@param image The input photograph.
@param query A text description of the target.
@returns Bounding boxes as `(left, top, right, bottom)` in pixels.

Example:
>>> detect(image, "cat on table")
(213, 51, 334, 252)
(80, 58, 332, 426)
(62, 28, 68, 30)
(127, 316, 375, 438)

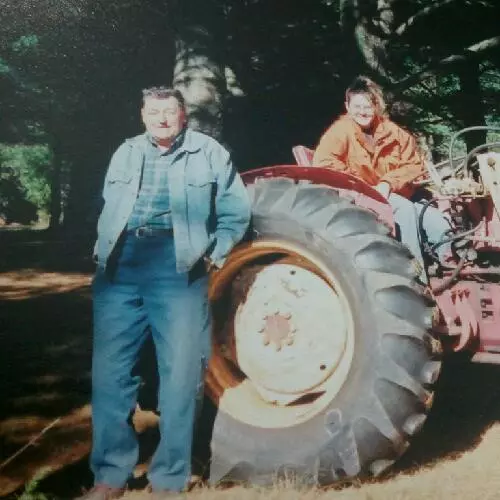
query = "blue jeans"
(91, 232, 210, 491)
(389, 193, 451, 282)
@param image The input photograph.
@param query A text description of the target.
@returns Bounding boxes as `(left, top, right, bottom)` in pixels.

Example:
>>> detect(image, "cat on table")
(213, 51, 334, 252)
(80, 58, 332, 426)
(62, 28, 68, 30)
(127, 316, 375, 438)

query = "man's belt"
(130, 226, 173, 238)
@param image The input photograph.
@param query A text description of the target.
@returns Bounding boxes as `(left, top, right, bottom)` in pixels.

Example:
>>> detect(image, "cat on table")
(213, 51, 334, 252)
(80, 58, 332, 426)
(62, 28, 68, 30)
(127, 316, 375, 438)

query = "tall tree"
(456, 60, 487, 150)
(171, 0, 228, 140)
(2, 0, 500, 229)
(339, 0, 397, 81)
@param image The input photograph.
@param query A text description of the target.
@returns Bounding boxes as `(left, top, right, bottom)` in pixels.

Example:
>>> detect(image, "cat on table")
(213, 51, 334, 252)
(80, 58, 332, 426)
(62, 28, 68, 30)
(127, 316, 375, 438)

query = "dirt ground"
(2, 228, 500, 499)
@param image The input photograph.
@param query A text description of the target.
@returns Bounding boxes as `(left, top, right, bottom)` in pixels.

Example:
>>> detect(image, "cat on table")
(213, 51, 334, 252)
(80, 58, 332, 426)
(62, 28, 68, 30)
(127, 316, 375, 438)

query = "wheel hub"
(260, 312, 295, 349)
(234, 264, 349, 400)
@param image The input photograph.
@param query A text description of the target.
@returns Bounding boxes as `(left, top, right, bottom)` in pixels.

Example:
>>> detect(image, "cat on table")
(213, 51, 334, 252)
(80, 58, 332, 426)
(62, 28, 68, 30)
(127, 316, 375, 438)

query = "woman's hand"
(374, 181, 391, 199)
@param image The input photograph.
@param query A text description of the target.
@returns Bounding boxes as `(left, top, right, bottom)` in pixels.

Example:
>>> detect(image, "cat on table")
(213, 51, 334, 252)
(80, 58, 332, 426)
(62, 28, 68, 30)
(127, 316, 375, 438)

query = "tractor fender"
(242, 165, 394, 231)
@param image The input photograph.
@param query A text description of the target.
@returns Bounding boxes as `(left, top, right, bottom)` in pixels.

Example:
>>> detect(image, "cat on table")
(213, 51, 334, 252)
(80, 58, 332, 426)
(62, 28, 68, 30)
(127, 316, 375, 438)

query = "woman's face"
(345, 93, 376, 130)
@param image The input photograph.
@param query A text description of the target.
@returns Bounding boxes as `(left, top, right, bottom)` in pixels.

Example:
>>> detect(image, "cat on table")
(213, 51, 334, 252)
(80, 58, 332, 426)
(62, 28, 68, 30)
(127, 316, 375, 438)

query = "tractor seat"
(292, 145, 314, 166)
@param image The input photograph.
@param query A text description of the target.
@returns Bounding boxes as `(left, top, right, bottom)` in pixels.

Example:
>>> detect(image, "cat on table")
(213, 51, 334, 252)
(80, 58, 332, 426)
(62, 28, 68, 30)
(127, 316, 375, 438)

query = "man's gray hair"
(141, 86, 186, 110)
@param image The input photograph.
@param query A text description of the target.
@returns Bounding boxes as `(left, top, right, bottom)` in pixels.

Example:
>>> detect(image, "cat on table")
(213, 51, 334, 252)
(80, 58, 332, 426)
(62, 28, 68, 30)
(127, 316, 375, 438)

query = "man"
(78, 87, 251, 499)
(313, 76, 451, 281)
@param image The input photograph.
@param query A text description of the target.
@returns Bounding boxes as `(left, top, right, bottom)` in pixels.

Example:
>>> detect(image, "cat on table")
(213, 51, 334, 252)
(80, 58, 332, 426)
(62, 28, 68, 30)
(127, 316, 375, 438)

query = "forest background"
(1, 0, 500, 233)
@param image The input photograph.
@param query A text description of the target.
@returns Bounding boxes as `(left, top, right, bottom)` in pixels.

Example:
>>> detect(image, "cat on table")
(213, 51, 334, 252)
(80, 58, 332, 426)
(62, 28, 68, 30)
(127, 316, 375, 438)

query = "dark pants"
(90, 232, 210, 491)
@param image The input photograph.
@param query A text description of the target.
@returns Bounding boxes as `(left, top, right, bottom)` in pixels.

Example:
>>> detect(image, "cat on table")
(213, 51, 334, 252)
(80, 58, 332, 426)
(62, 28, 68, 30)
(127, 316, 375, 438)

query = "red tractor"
(202, 126, 500, 485)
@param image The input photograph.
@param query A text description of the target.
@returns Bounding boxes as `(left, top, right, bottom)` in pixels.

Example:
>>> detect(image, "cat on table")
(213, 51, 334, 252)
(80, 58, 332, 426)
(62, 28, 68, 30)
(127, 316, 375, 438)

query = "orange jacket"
(312, 114, 424, 195)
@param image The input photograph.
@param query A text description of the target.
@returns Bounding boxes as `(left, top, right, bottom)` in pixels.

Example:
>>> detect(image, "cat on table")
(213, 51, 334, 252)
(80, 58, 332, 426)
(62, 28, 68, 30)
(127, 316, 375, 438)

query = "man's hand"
(203, 256, 219, 274)
(374, 181, 391, 199)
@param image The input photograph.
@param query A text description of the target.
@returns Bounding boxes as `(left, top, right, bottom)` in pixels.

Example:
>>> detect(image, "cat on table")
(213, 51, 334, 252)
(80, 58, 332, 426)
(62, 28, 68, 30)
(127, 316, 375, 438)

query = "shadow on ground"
(0, 227, 95, 274)
(19, 399, 218, 499)
(0, 229, 95, 431)
(395, 357, 500, 472)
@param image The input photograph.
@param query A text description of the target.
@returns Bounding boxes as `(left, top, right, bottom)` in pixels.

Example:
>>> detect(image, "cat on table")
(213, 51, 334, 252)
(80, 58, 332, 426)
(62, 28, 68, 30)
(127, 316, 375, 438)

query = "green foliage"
(0, 0, 499, 226)
(0, 143, 52, 210)
(0, 143, 52, 224)
(0, 57, 10, 74)
(12, 35, 39, 54)
(17, 468, 53, 500)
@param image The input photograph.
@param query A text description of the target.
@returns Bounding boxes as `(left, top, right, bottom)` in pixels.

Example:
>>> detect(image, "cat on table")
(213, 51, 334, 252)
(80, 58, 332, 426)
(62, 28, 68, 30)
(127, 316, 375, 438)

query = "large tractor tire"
(206, 177, 442, 486)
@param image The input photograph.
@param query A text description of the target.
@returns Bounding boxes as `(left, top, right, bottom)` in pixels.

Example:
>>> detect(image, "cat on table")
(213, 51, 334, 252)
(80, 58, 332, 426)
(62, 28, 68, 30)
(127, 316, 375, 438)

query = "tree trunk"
(339, 0, 397, 82)
(171, 0, 227, 140)
(48, 140, 62, 231)
(456, 60, 486, 151)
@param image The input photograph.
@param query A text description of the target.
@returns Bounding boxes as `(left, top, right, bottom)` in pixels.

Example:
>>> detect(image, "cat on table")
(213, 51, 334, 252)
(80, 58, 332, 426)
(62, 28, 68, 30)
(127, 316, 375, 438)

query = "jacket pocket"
(186, 171, 216, 187)
(186, 173, 216, 229)
(108, 169, 132, 184)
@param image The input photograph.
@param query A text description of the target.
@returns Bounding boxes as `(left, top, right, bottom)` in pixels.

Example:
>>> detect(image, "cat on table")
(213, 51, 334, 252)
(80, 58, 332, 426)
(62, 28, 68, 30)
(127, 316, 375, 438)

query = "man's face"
(141, 96, 186, 145)
(345, 93, 376, 130)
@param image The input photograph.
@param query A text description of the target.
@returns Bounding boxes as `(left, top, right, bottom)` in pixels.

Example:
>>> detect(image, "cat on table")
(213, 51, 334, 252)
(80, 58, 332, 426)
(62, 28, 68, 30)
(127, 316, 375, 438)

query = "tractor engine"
(420, 127, 500, 360)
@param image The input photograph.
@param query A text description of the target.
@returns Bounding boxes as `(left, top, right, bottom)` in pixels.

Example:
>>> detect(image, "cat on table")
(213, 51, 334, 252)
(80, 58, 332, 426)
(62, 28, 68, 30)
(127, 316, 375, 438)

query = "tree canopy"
(1, 0, 499, 229)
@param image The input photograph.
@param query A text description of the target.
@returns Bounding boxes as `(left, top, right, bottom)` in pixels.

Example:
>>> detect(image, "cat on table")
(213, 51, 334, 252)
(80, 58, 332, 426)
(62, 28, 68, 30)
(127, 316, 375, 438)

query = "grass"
(17, 468, 54, 500)
(119, 424, 500, 500)
(20, 446, 500, 500)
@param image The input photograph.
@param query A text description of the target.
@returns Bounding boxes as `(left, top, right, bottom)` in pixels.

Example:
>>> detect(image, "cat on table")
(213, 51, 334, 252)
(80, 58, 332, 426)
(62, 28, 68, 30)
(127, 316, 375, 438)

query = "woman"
(313, 76, 451, 282)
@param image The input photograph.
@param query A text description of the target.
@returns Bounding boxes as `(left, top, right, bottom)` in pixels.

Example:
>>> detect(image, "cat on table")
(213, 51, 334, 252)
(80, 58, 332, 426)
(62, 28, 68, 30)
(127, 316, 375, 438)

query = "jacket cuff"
(380, 176, 403, 193)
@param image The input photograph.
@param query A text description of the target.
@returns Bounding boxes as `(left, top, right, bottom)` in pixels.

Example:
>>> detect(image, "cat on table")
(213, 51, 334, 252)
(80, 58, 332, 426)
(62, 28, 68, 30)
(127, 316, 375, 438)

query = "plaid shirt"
(127, 132, 185, 230)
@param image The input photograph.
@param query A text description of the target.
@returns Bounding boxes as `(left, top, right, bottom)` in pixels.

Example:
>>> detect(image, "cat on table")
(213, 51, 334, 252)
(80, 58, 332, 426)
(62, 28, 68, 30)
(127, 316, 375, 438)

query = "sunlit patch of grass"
(0, 270, 91, 300)
(122, 424, 500, 500)
(17, 468, 54, 500)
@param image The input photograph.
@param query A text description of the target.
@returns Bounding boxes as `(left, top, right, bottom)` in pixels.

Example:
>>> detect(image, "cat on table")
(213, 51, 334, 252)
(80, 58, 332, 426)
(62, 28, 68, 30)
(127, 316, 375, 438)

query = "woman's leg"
(388, 193, 427, 281)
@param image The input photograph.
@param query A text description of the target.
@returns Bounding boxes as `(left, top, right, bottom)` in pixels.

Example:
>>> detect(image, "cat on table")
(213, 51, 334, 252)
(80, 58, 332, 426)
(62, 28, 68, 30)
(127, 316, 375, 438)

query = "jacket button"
(108, 239, 113, 244)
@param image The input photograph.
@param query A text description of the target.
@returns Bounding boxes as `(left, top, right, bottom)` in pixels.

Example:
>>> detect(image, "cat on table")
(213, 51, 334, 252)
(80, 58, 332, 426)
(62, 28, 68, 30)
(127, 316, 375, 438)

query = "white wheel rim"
(214, 240, 356, 429)
(234, 264, 349, 399)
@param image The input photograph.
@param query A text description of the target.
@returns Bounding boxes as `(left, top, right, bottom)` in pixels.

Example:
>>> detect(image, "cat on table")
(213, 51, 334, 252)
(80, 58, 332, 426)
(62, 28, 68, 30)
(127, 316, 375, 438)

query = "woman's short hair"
(345, 76, 387, 115)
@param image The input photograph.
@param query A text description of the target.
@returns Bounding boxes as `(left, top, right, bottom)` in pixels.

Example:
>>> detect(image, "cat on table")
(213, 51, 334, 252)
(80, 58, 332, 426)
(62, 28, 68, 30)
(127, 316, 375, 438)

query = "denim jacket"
(94, 129, 251, 273)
